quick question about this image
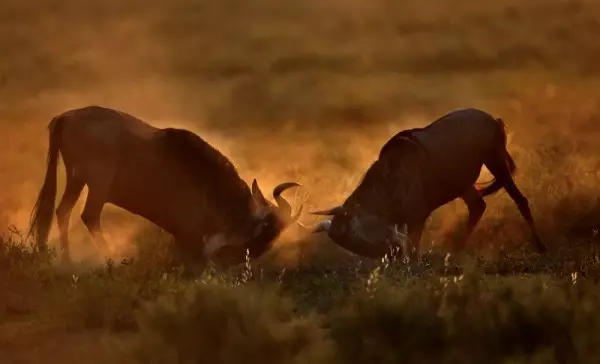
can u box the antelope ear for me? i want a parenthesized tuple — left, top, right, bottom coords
(251, 179, 269, 206)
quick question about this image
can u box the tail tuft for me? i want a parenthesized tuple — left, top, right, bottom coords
(475, 117, 517, 197)
(27, 116, 64, 250)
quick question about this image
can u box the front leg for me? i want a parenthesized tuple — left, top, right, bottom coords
(405, 219, 426, 264)
(172, 239, 208, 279)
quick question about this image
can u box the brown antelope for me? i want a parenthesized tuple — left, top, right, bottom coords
(311, 108, 546, 262)
(29, 106, 303, 273)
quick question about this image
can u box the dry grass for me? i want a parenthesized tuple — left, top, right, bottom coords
(3, 231, 600, 364)
(2, 0, 600, 362)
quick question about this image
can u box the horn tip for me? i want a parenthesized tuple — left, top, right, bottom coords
(273, 181, 302, 197)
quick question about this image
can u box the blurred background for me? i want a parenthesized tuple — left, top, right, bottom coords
(1, 0, 600, 265)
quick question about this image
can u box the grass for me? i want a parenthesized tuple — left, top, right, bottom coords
(3, 230, 600, 364)
(2, 0, 600, 362)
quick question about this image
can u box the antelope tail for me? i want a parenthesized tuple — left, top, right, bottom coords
(27, 115, 64, 250)
(476, 118, 517, 197)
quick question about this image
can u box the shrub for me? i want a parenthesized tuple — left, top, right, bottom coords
(327, 267, 600, 364)
(128, 281, 335, 364)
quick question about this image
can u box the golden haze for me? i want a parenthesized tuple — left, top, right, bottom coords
(1, 0, 600, 265)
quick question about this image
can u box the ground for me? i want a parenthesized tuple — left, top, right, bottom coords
(2, 0, 600, 363)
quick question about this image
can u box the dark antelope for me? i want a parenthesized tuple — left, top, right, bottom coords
(28, 106, 303, 271)
(310, 108, 546, 261)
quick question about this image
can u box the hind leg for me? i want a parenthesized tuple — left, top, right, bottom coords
(81, 191, 109, 258)
(173, 237, 208, 279)
(55, 173, 85, 264)
(78, 160, 117, 259)
(405, 219, 426, 263)
(80, 180, 113, 258)
(484, 157, 547, 253)
(502, 179, 546, 253)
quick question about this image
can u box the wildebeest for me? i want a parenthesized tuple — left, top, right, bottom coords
(310, 108, 546, 262)
(28, 105, 303, 272)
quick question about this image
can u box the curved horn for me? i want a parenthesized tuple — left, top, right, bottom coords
(251, 179, 269, 206)
(272, 181, 301, 218)
(273, 182, 301, 198)
(310, 205, 345, 216)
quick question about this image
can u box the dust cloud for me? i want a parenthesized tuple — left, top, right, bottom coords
(0, 1, 184, 262)
(2, 0, 600, 267)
